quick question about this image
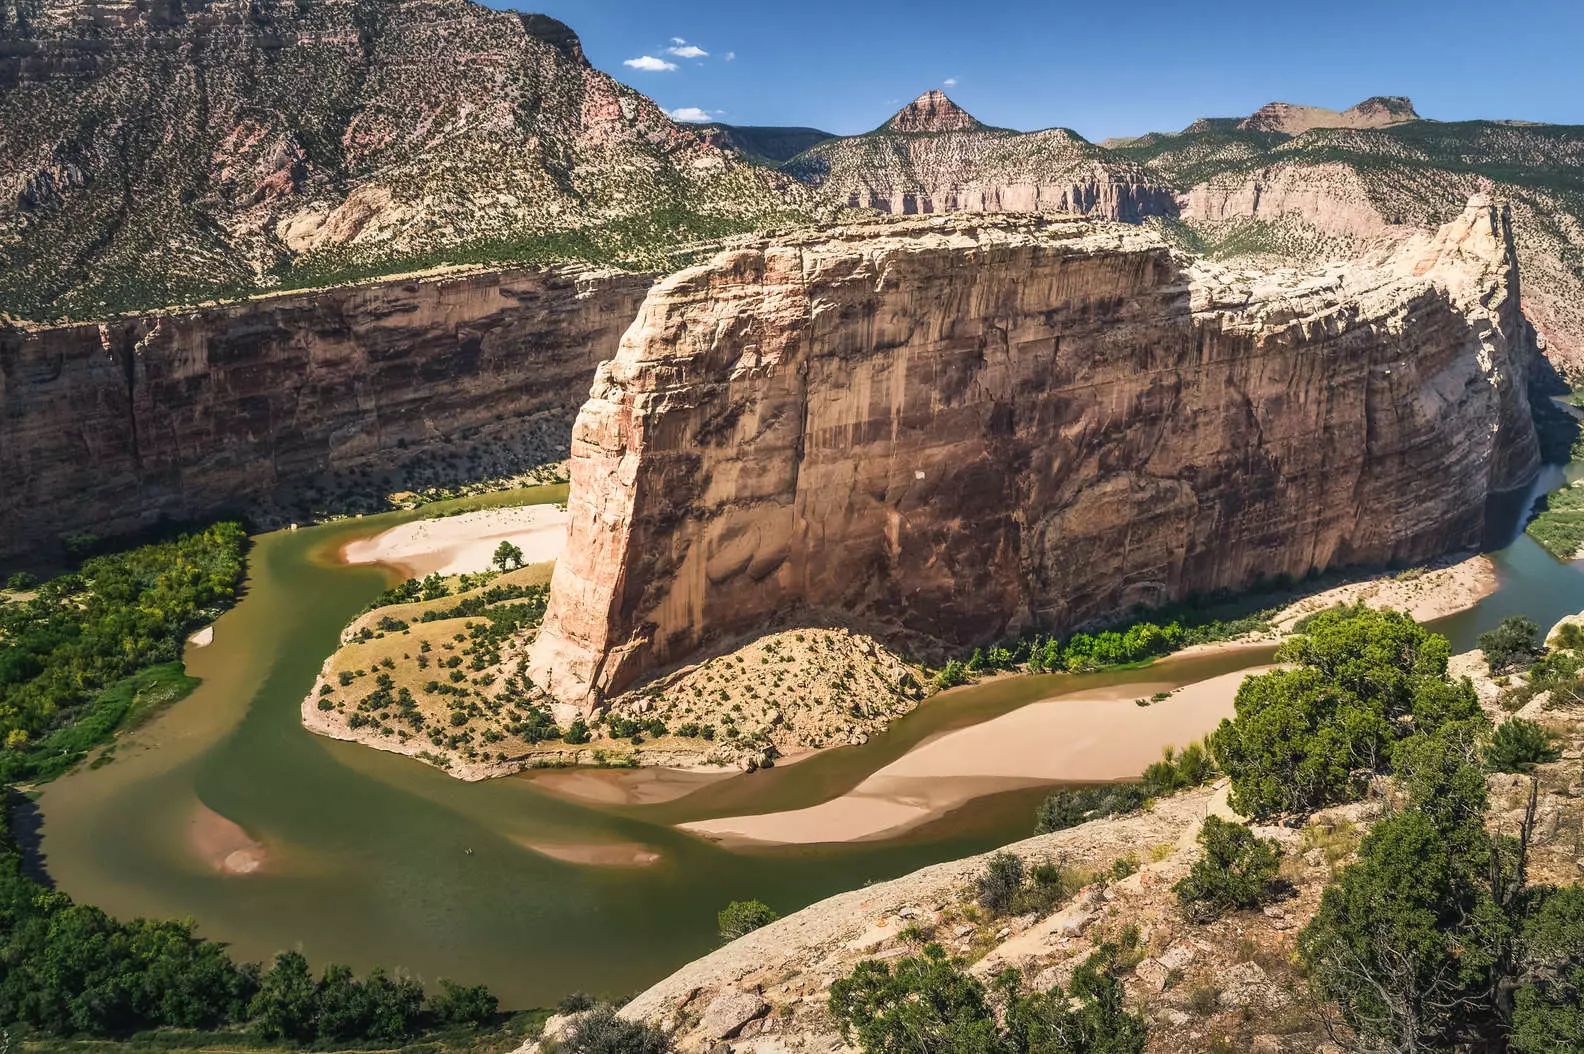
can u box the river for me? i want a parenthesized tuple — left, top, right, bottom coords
(33, 470, 1584, 1008)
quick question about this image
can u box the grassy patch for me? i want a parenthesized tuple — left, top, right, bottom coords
(1527, 484, 1584, 560)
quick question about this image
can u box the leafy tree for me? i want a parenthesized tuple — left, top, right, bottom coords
(564, 718, 592, 745)
(362, 967, 425, 1040)
(1478, 616, 1544, 675)
(1485, 717, 1560, 773)
(977, 852, 1025, 915)
(718, 899, 779, 941)
(1513, 887, 1584, 1052)
(430, 977, 499, 1025)
(560, 1003, 672, 1054)
(1298, 807, 1513, 1052)
(1211, 608, 1480, 818)
(249, 951, 318, 1042)
(4, 571, 37, 591)
(1173, 816, 1281, 922)
(492, 540, 525, 572)
(314, 963, 373, 1042)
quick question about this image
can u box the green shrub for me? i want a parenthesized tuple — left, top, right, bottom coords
(1486, 718, 1561, 773)
(430, 978, 499, 1025)
(1480, 616, 1544, 674)
(829, 943, 1146, 1054)
(1173, 816, 1281, 922)
(1035, 784, 1148, 833)
(718, 899, 779, 941)
(976, 852, 1024, 915)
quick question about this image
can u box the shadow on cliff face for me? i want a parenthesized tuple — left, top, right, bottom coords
(1482, 352, 1581, 549)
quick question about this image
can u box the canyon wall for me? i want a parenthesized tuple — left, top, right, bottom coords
(529, 202, 1540, 706)
(0, 266, 651, 562)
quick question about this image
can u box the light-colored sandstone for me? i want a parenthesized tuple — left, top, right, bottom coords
(532, 204, 1539, 706)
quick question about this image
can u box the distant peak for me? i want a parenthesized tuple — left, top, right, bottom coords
(1346, 96, 1418, 121)
(886, 90, 983, 134)
(1239, 97, 1420, 135)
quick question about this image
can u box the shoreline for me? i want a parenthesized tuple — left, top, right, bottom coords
(340, 503, 570, 579)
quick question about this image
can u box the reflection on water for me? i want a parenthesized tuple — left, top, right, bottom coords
(35, 461, 1584, 1008)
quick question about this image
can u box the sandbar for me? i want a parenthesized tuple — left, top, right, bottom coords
(528, 767, 733, 806)
(522, 842, 663, 868)
(189, 802, 268, 875)
(680, 666, 1272, 846)
(342, 505, 569, 578)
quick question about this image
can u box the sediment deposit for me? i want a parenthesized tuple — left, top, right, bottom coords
(531, 201, 1540, 705)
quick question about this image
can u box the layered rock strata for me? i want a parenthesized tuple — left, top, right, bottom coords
(529, 202, 1540, 705)
(0, 266, 650, 561)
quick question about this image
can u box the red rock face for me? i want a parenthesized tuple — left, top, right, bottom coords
(0, 266, 651, 563)
(529, 206, 1540, 706)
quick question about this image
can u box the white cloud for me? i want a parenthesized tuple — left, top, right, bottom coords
(668, 44, 708, 58)
(624, 55, 678, 72)
(943, 77, 959, 87)
(724, 51, 736, 61)
(671, 36, 687, 45)
(668, 107, 716, 123)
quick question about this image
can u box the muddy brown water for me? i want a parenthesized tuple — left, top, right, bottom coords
(34, 472, 1584, 1008)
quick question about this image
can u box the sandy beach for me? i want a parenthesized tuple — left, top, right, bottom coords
(680, 666, 1272, 846)
(189, 801, 268, 875)
(342, 505, 569, 578)
(1267, 553, 1498, 631)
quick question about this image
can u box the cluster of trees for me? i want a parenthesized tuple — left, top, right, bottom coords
(0, 528, 509, 1044)
(0, 787, 499, 1040)
(936, 600, 1283, 690)
(1204, 605, 1583, 1050)
(0, 523, 247, 781)
(829, 943, 1146, 1054)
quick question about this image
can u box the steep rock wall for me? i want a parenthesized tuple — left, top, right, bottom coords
(0, 266, 651, 561)
(529, 204, 1540, 705)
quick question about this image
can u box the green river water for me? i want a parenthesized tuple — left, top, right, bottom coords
(33, 468, 1584, 1009)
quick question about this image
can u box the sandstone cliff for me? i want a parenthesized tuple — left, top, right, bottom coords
(0, 266, 650, 562)
(529, 202, 1540, 706)
(784, 93, 1176, 222)
(1117, 118, 1584, 376)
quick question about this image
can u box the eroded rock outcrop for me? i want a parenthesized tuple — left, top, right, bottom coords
(530, 202, 1539, 705)
(0, 265, 650, 561)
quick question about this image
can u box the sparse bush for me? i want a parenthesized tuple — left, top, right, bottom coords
(976, 851, 1024, 915)
(559, 1003, 671, 1054)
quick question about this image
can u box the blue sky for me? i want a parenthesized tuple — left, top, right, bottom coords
(496, 0, 1584, 139)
